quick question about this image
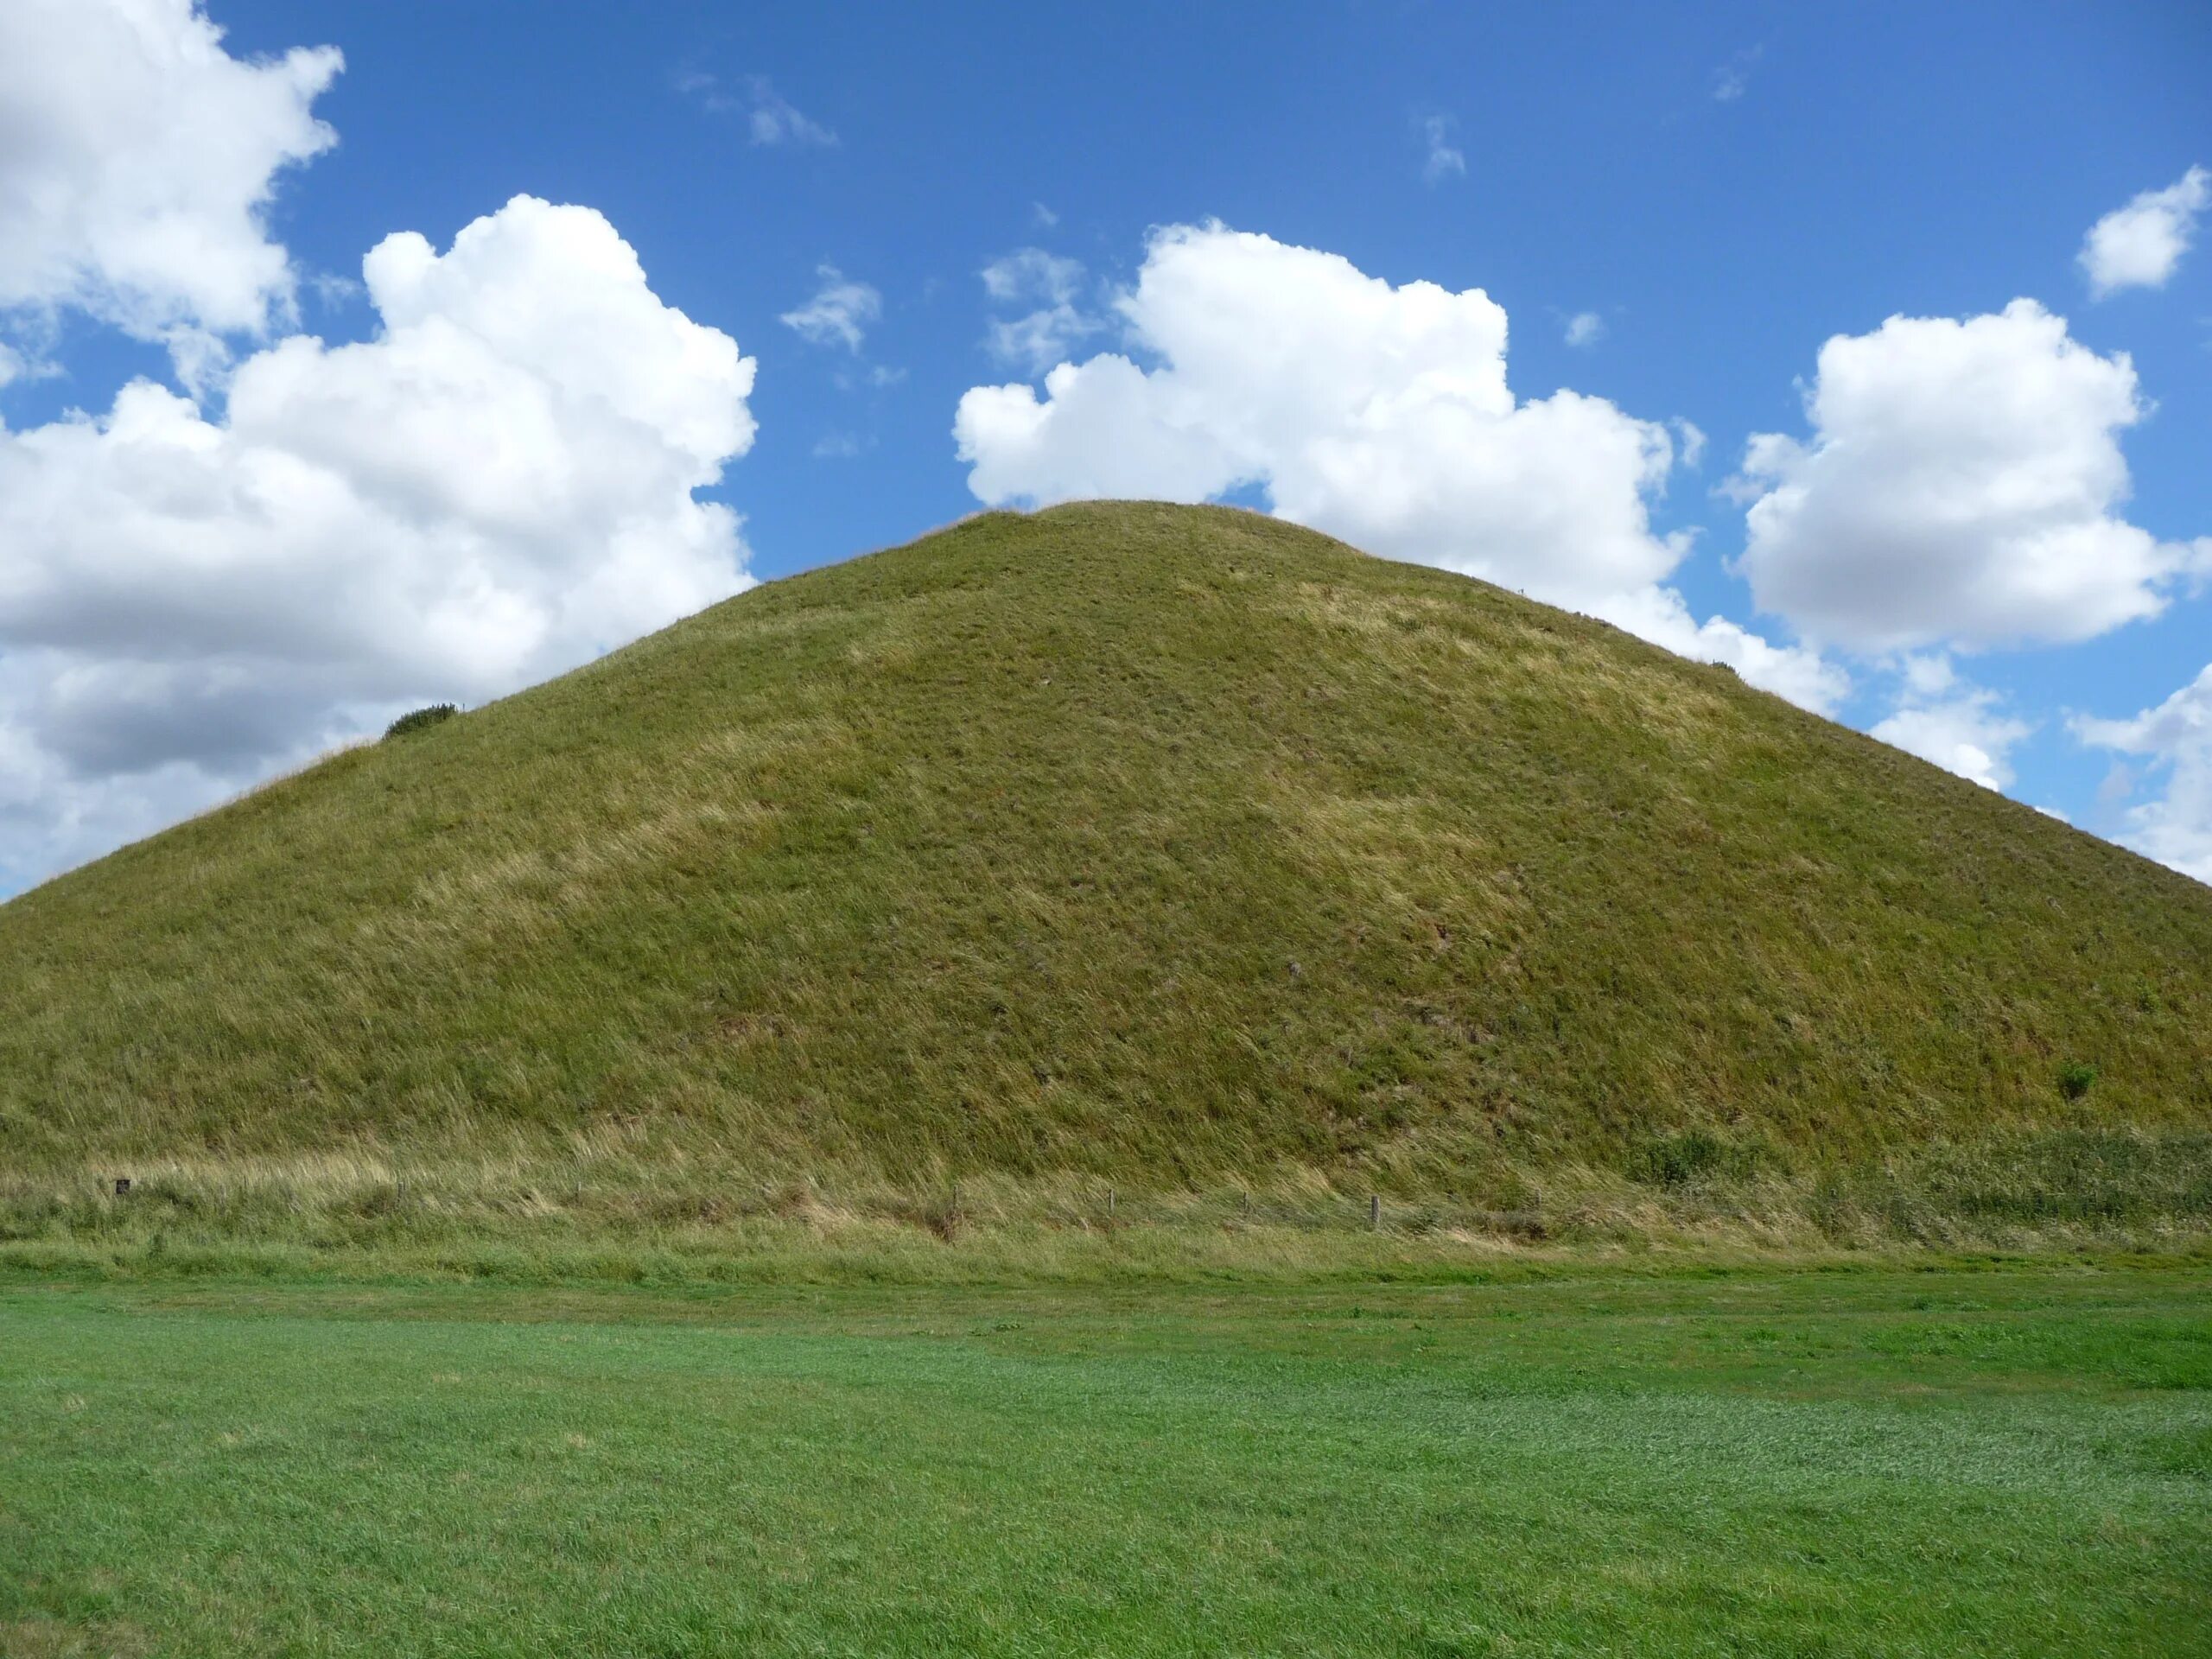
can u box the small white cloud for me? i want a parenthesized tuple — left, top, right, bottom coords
(982, 249, 1084, 306)
(681, 72, 837, 148)
(743, 77, 838, 148)
(1564, 311, 1605, 348)
(980, 249, 1100, 375)
(987, 308, 1101, 376)
(1421, 115, 1466, 185)
(830, 361, 906, 394)
(2034, 805, 2070, 823)
(811, 431, 868, 460)
(1734, 300, 2202, 652)
(779, 264, 881, 353)
(2075, 664, 2212, 883)
(1669, 417, 1707, 471)
(1711, 46, 1763, 103)
(308, 269, 365, 309)
(2080, 165, 2209, 298)
(1872, 681, 2032, 791)
(1032, 202, 1060, 229)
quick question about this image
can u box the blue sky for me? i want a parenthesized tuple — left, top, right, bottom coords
(1, 0, 2209, 891)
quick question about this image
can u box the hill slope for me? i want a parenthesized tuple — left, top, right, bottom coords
(3, 502, 2209, 1247)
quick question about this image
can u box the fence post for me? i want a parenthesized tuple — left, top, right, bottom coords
(1370, 1193, 1381, 1231)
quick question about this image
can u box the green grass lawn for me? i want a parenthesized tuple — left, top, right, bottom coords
(4, 1263, 2209, 1656)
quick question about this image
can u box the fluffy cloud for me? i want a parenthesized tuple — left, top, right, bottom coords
(1869, 658, 2033, 790)
(0, 195, 757, 889)
(1734, 300, 2205, 653)
(2075, 665, 2212, 884)
(2079, 166, 2208, 298)
(1563, 311, 1605, 348)
(981, 249, 1099, 375)
(780, 265, 881, 352)
(954, 224, 1841, 711)
(0, 0, 340, 342)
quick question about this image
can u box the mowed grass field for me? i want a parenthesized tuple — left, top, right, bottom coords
(4, 1262, 2209, 1657)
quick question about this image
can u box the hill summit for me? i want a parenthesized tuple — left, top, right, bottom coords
(3, 502, 2209, 1251)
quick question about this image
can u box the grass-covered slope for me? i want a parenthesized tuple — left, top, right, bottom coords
(3, 502, 2209, 1247)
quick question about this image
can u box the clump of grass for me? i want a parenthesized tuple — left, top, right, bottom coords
(383, 702, 458, 740)
(2059, 1060, 2100, 1102)
(1625, 1129, 1767, 1191)
(1810, 1129, 2212, 1244)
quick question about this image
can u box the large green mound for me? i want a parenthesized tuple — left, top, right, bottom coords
(3, 502, 2209, 1246)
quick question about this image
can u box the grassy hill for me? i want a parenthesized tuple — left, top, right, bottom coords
(3, 501, 2209, 1265)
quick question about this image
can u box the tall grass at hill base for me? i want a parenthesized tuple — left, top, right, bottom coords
(6, 1127, 2208, 1287)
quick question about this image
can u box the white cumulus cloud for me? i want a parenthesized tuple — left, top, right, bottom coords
(1733, 299, 2204, 653)
(2075, 665, 2212, 884)
(954, 223, 1841, 713)
(0, 0, 341, 345)
(0, 195, 758, 890)
(2080, 166, 2209, 298)
(780, 265, 881, 352)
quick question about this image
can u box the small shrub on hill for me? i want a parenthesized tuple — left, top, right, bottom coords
(2057, 1061, 2099, 1102)
(384, 703, 459, 741)
(1625, 1128, 1764, 1190)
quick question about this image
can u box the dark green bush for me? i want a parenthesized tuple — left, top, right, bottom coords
(1625, 1128, 1763, 1190)
(384, 703, 459, 741)
(2057, 1061, 2099, 1102)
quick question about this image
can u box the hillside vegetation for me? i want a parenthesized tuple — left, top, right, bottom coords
(3, 502, 2209, 1262)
